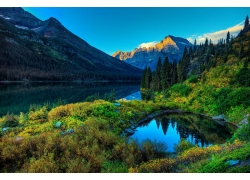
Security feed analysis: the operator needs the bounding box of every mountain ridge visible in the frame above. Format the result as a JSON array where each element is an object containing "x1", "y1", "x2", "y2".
[
  {"x1": 112, "y1": 35, "x2": 193, "y2": 70},
  {"x1": 0, "y1": 7, "x2": 142, "y2": 81}
]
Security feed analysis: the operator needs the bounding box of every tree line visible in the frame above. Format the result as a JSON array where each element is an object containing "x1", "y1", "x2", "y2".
[{"x1": 141, "y1": 15, "x2": 250, "y2": 91}]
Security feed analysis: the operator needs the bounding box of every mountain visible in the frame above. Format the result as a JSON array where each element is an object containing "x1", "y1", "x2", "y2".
[
  {"x1": 0, "y1": 7, "x2": 142, "y2": 81},
  {"x1": 112, "y1": 35, "x2": 193, "y2": 70}
]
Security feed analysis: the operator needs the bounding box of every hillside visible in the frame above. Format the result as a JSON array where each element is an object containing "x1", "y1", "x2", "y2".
[
  {"x1": 0, "y1": 8, "x2": 142, "y2": 81},
  {"x1": 141, "y1": 16, "x2": 250, "y2": 126}
]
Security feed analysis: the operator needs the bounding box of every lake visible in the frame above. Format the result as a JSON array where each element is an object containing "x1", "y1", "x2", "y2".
[
  {"x1": 0, "y1": 82, "x2": 141, "y2": 117},
  {"x1": 131, "y1": 113, "x2": 237, "y2": 152}
]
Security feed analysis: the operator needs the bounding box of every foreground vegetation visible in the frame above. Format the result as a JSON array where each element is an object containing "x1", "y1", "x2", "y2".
[{"x1": 0, "y1": 98, "x2": 249, "y2": 173}]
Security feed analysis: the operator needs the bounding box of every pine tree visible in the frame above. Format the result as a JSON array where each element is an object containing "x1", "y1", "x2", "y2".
[
  {"x1": 243, "y1": 15, "x2": 249, "y2": 33},
  {"x1": 226, "y1": 31, "x2": 230, "y2": 44},
  {"x1": 204, "y1": 38, "x2": 209, "y2": 48},
  {"x1": 151, "y1": 58, "x2": 162, "y2": 91},
  {"x1": 140, "y1": 67, "x2": 147, "y2": 88},
  {"x1": 145, "y1": 66, "x2": 152, "y2": 89},
  {"x1": 177, "y1": 47, "x2": 190, "y2": 82},
  {"x1": 171, "y1": 59, "x2": 178, "y2": 85},
  {"x1": 240, "y1": 45, "x2": 245, "y2": 59},
  {"x1": 161, "y1": 56, "x2": 172, "y2": 90},
  {"x1": 103, "y1": 92, "x2": 108, "y2": 101},
  {"x1": 193, "y1": 39, "x2": 197, "y2": 52},
  {"x1": 109, "y1": 90, "x2": 115, "y2": 102},
  {"x1": 189, "y1": 46, "x2": 193, "y2": 58}
]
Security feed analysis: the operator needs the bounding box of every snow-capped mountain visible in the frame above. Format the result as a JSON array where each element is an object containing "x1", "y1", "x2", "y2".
[{"x1": 113, "y1": 35, "x2": 193, "y2": 70}]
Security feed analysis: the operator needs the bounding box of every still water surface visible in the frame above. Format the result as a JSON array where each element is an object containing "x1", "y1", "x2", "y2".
[
  {"x1": 0, "y1": 82, "x2": 141, "y2": 116},
  {"x1": 131, "y1": 114, "x2": 236, "y2": 152}
]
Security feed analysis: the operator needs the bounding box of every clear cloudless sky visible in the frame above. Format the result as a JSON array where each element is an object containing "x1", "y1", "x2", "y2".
[{"x1": 23, "y1": 7, "x2": 250, "y2": 55}]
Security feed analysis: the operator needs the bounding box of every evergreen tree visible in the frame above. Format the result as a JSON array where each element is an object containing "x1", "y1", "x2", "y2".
[
  {"x1": 145, "y1": 66, "x2": 152, "y2": 89},
  {"x1": 109, "y1": 90, "x2": 115, "y2": 102},
  {"x1": 240, "y1": 45, "x2": 245, "y2": 59},
  {"x1": 103, "y1": 92, "x2": 108, "y2": 101},
  {"x1": 243, "y1": 15, "x2": 249, "y2": 33},
  {"x1": 171, "y1": 59, "x2": 178, "y2": 85},
  {"x1": 141, "y1": 67, "x2": 147, "y2": 88},
  {"x1": 161, "y1": 56, "x2": 172, "y2": 90},
  {"x1": 189, "y1": 46, "x2": 193, "y2": 58},
  {"x1": 151, "y1": 58, "x2": 162, "y2": 91},
  {"x1": 226, "y1": 31, "x2": 230, "y2": 44},
  {"x1": 204, "y1": 38, "x2": 209, "y2": 48},
  {"x1": 193, "y1": 39, "x2": 197, "y2": 52},
  {"x1": 177, "y1": 47, "x2": 190, "y2": 82}
]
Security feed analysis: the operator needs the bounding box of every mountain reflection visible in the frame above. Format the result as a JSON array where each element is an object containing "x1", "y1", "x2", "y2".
[{"x1": 0, "y1": 82, "x2": 140, "y2": 116}]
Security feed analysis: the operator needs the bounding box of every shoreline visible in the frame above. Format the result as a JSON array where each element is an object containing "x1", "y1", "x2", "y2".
[{"x1": 124, "y1": 108, "x2": 239, "y2": 134}]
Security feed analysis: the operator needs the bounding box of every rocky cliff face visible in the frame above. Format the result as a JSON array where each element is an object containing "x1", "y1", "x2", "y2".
[{"x1": 113, "y1": 35, "x2": 193, "y2": 70}]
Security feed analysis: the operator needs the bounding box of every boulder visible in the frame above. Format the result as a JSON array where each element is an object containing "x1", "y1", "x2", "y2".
[
  {"x1": 227, "y1": 160, "x2": 240, "y2": 166},
  {"x1": 114, "y1": 103, "x2": 121, "y2": 107},
  {"x1": 55, "y1": 121, "x2": 62, "y2": 128},
  {"x1": 66, "y1": 128, "x2": 74, "y2": 133},
  {"x1": 2, "y1": 127, "x2": 10, "y2": 132},
  {"x1": 212, "y1": 114, "x2": 225, "y2": 121},
  {"x1": 239, "y1": 114, "x2": 249, "y2": 126}
]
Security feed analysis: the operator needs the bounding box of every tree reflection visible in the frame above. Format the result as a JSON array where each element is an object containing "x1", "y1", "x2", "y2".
[{"x1": 140, "y1": 114, "x2": 236, "y2": 148}]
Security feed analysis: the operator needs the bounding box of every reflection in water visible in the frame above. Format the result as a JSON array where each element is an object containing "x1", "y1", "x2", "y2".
[
  {"x1": 0, "y1": 82, "x2": 140, "y2": 116},
  {"x1": 122, "y1": 91, "x2": 142, "y2": 101},
  {"x1": 131, "y1": 114, "x2": 236, "y2": 152}
]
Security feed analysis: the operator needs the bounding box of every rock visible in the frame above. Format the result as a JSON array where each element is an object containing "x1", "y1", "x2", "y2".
[
  {"x1": 15, "y1": 136, "x2": 23, "y2": 142},
  {"x1": 2, "y1": 127, "x2": 9, "y2": 132},
  {"x1": 124, "y1": 128, "x2": 136, "y2": 135},
  {"x1": 212, "y1": 114, "x2": 225, "y2": 121},
  {"x1": 55, "y1": 121, "x2": 62, "y2": 128},
  {"x1": 113, "y1": 103, "x2": 121, "y2": 107},
  {"x1": 66, "y1": 128, "x2": 74, "y2": 133},
  {"x1": 239, "y1": 114, "x2": 249, "y2": 126},
  {"x1": 227, "y1": 160, "x2": 240, "y2": 166}
]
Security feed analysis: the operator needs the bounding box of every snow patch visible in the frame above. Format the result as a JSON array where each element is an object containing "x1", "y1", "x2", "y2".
[
  {"x1": 175, "y1": 41, "x2": 189, "y2": 45},
  {"x1": 32, "y1": 26, "x2": 42, "y2": 31},
  {"x1": 0, "y1": 14, "x2": 11, "y2": 19},
  {"x1": 15, "y1": 25, "x2": 29, "y2": 30}
]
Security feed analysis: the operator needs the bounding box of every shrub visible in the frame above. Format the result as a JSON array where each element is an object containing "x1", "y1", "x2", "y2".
[
  {"x1": 174, "y1": 138, "x2": 195, "y2": 155},
  {"x1": 101, "y1": 161, "x2": 128, "y2": 173},
  {"x1": 2, "y1": 113, "x2": 19, "y2": 128},
  {"x1": 48, "y1": 104, "x2": 74, "y2": 121},
  {"x1": 231, "y1": 124, "x2": 250, "y2": 142},
  {"x1": 231, "y1": 67, "x2": 250, "y2": 87},
  {"x1": 188, "y1": 75, "x2": 199, "y2": 83},
  {"x1": 170, "y1": 83, "x2": 192, "y2": 97},
  {"x1": 197, "y1": 154, "x2": 229, "y2": 173},
  {"x1": 28, "y1": 106, "x2": 49, "y2": 121}
]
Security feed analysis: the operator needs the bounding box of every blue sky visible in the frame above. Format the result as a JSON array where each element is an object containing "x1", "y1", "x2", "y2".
[{"x1": 22, "y1": 7, "x2": 250, "y2": 55}]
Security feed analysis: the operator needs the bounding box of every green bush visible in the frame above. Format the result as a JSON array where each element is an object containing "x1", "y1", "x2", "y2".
[
  {"x1": 101, "y1": 161, "x2": 128, "y2": 173},
  {"x1": 170, "y1": 83, "x2": 192, "y2": 96},
  {"x1": 231, "y1": 67, "x2": 250, "y2": 87},
  {"x1": 231, "y1": 124, "x2": 250, "y2": 142},
  {"x1": 188, "y1": 75, "x2": 199, "y2": 83},
  {"x1": 174, "y1": 138, "x2": 195, "y2": 155},
  {"x1": 2, "y1": 113, "x2": 19, "y2": 128},
  {"x1": 211, "y1": 88, "x2": 250, "y2": 114},
  {"x1": 28, "y1": 106, "x2": 49, "y2": 121},
  {"x1": 197, "y1": 155, "x2": 229, "y2": 173}
]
